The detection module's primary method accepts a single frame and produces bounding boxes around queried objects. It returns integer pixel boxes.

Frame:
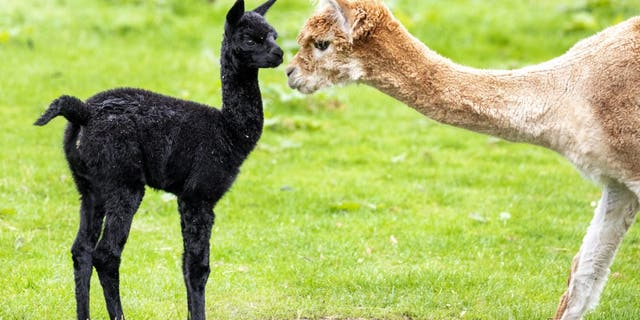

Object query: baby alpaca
[34,1,282,319]
[287,0,640,319]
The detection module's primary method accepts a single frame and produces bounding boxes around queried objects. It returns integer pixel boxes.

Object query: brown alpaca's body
[362,15,640,187]
[286,1,640,319]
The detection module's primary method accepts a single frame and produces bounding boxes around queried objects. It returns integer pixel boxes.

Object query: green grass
[1,0,639,319]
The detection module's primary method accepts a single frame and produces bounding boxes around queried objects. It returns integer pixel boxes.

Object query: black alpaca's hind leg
[93,186,144,320]
[71,191,105,320]
[178,198,215,320]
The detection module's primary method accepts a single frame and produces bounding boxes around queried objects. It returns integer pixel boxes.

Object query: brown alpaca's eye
[314,40,330,51]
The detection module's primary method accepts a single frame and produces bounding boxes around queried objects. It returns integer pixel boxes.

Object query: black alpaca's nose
[271,46,284,59]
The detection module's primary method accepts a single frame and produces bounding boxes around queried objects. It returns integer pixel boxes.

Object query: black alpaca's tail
[34,95,90,126]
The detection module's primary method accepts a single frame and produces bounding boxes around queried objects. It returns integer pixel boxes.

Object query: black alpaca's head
[224,0,283,69]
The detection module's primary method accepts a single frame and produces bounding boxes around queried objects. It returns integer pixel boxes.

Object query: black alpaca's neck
[220,42,263,150]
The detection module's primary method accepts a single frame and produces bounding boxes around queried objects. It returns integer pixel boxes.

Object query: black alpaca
[34,1,282,319]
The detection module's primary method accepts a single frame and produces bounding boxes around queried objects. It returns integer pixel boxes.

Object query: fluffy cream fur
[286,1,640,319]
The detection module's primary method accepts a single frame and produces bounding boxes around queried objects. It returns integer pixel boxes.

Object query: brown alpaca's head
[286,0,389,94]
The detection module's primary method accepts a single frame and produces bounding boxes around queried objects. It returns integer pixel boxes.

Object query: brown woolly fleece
[286,1,640,319]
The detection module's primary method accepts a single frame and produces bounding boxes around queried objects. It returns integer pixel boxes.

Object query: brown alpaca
[286,0,640,319]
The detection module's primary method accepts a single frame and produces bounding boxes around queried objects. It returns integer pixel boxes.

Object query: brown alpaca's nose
[286,66,296,77]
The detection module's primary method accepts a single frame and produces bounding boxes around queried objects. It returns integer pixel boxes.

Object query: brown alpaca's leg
[554,182,638,320]
[554,253,580,319]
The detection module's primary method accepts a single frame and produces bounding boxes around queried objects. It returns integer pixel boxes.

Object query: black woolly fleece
[33,1,282,319]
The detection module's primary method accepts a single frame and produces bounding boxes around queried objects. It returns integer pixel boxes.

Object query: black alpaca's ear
[226,0,245,27]
[253,0,276,16]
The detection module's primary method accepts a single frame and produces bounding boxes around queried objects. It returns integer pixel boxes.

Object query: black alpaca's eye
[314,40,330,51]
[245,39,256,47]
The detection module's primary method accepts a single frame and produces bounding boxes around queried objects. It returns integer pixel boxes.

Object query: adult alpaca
[286,0,640,319]
[34,0,282,319]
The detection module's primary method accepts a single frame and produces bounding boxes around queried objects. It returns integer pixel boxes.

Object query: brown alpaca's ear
[324,0,369,42]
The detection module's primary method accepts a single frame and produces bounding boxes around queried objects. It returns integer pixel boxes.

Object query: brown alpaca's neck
[360,22,563,147]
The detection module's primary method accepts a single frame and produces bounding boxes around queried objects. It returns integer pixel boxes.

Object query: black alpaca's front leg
[178,198,215,320]
[71,191,105,320]
[93,186,144,320]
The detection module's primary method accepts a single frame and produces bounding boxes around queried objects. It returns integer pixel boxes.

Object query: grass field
[1,0,640,319]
